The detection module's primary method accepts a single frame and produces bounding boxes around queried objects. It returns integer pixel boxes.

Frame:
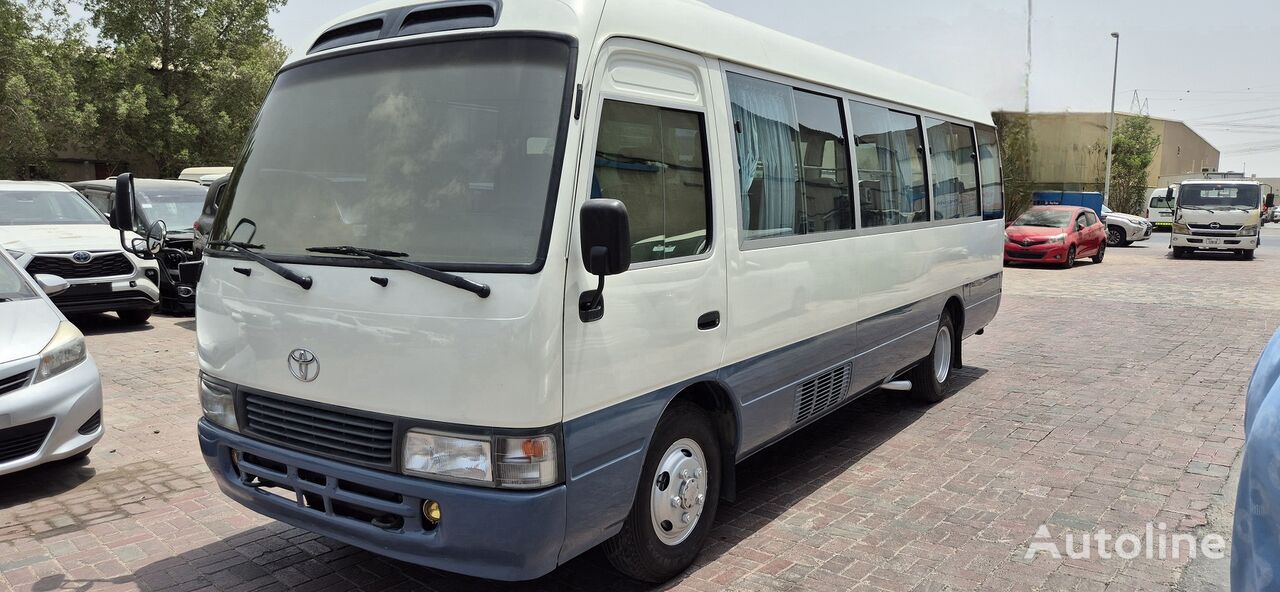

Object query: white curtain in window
[728,74,798,236]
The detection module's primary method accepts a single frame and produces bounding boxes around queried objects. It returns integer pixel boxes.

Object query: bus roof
[296,0,994,126]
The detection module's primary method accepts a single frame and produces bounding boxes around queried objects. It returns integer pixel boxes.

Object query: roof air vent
[309,17,385,54]
[396,1,500,37]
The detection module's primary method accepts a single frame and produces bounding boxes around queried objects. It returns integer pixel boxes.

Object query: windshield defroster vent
[307,1,502,55]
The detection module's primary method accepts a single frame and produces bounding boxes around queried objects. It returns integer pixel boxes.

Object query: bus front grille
[243,394,395,469]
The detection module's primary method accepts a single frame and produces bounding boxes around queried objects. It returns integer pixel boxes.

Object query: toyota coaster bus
[106,0,1005,582]
[1170,179,1275,260]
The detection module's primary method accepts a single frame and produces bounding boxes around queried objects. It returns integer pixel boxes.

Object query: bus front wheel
[603,402,722,583]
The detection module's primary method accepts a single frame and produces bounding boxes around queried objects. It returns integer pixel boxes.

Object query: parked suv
[73,179,205,315]
[0,181,160,323]
[1101,205,1153,247]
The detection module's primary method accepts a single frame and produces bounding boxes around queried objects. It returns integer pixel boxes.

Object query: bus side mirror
[578,199,630,323]
[580,199,631,276]
[1268,194,1275,209]
[111,173,136,232]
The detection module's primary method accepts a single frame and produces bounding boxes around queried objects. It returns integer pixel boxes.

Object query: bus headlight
[1239,225,1259,237]
[199,376,238,431]
[403,429,559,489]
[34,322,86,383]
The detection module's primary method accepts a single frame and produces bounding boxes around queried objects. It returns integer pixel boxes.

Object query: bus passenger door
[559,40,728,559]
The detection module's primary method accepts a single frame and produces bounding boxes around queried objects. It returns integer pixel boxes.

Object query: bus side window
[976,126,1003,221]
[592,99,711,264]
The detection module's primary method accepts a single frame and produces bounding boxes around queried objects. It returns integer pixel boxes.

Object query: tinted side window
[727,73,854,240]
[926,119,979,220]
[849,101,929,228]
[794,90,853,233]
[976,126,1004,221]
[592,100,711,265]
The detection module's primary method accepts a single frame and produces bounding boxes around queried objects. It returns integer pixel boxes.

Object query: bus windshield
[213,36,573,269]
[1178,184,1261,209]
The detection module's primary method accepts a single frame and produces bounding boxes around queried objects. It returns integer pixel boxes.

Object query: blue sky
[267,0,1280,175]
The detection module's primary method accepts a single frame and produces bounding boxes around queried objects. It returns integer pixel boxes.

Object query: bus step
[880,380,912,392]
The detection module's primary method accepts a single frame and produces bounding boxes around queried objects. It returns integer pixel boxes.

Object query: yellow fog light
[423,500,441,525]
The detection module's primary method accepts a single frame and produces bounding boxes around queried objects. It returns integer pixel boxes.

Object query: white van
[177,167,233,184]
[1147,187,1176,229]
[129,0,1003,582]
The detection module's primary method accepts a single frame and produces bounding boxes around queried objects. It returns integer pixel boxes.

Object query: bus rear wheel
[909,312,956,404]
[603,402,721,583]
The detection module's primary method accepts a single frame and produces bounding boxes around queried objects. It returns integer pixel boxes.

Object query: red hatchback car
[1004,205,1107,268]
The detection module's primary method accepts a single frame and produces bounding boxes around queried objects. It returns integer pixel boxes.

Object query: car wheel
[1092,243,1106,264]
[908,312,957,404]
[604,402,721,583]
[1062,246,1076,269]
[1107,227,1125,247]
[117,309,153,324]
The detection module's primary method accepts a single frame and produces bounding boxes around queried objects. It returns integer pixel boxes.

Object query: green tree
[1104,115,1161,215]
[993,111,1035,220]
[0,0,95,178]
[78,0,288,176]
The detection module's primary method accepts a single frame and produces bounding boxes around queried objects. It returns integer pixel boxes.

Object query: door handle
[697,311,720,331]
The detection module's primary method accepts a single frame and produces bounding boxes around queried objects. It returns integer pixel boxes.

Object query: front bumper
[1172,233,1257,251]
[0,356,103,476]
[1005,242,1069,263]
[198,420,568,581]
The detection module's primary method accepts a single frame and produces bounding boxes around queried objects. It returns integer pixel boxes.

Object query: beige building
[1004,111,1220,194]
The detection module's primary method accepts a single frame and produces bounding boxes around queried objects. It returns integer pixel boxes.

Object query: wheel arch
[659,380,742,503]
[943,295,965,369]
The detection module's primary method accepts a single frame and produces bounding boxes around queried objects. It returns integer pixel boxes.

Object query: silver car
[0,250,103,475]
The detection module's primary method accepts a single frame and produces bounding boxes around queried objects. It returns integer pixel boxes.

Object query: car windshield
[1179,184,1260,209]
[0,256,37,301]
[1013,209,1071,228]
[0,190,104,226]
[140,185,208,233]
[212,36,573,269]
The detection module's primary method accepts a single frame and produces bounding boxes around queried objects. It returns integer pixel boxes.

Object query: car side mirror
[111,174,136,232]
[1268,194,1275,209]
[34,274,69,297]
[1166,185,1176,200]
[578,198,631,322]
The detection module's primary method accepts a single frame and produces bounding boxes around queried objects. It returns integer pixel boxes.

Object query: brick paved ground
[2,230,1277,591]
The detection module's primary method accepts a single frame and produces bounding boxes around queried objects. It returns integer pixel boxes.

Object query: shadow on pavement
[66,313,155,337]
[42,368,986,591]
[0,458,95,512]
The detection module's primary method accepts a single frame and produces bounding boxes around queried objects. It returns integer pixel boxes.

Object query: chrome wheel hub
[933,325,952,384]
[649,438,707,546]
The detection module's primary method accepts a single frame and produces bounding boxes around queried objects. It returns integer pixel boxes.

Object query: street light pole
[1103,32,1120,207]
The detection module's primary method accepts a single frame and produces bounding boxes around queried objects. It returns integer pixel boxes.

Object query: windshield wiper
[306,246,490,298]
[1178,205,1214,213]
[208,241,313,290]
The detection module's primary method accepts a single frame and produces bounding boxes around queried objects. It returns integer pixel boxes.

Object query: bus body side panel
[964,272,1002,339]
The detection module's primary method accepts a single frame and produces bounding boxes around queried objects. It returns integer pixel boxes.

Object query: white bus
[109,0,1004,582]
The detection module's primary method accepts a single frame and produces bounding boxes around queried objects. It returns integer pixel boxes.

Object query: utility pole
[1103,32,1120,206]
[1025,0,1033,112]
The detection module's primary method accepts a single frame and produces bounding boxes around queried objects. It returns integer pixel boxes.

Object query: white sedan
[0,250,103,476]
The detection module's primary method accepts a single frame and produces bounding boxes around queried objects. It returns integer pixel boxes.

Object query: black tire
[1062,246,1076,269]
[604,403,721,583]
[1107,226,1125,247]
[1242,249,1256,261]
[1092,243,1106,264]
[117,309,153,324]
[908,312,956,404]
[1123,241,1134,247]
[1172,247,1189,259]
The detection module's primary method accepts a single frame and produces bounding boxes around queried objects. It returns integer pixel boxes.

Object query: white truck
[1170,179,1275,260]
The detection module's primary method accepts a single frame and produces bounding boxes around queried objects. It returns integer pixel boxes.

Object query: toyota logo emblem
[288,349,319,382]
[1209,222,1221,230]
[71,251,93,264]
